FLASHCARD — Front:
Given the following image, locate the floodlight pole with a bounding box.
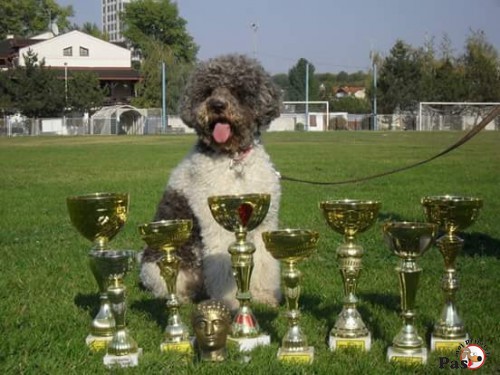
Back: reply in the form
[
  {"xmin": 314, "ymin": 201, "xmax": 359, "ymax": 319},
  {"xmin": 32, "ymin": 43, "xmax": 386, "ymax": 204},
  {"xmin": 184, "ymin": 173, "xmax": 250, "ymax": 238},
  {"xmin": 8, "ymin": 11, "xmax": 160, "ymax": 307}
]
[
  {"xmin": 64, "ymin": 62, "xmax": 68, "ymax": 131},
  {"xmin": 305, "ymin": 62, "xmax": 309, "ymax": 131},
  {"xmin": 251, "ymin": 22, "xmax": 259, "ymax": 58},
  {"xmin": 161, "ymin": 61, "xmax": 167, "ymax": 132},
  {"xmin": 372, "ymin": 58, "xmax": 377, "ymax": 131}
]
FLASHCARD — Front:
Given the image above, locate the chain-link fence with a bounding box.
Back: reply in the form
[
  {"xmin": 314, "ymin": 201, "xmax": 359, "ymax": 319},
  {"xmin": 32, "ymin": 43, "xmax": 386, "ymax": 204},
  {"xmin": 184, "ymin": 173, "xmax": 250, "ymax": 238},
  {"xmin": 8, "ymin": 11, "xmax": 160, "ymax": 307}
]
[{"xmin": 2, "ymin": 111, "xmax": 499, "ymax": 137}]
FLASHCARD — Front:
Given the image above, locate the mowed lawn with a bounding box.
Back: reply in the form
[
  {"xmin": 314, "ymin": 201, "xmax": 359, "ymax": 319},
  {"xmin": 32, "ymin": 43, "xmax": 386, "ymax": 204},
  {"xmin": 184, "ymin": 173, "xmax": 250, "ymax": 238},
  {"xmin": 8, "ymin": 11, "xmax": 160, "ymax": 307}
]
[{"xmin": 0, "ymin": 131, "xmax": 499, "ymax": 374}]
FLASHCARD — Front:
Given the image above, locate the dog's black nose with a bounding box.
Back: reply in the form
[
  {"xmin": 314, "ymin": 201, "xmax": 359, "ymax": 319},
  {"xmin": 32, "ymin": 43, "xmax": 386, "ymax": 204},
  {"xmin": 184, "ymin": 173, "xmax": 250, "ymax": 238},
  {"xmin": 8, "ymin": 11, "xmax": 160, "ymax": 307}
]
[{"xmin": 207, "ymin": 98, "xmax": 227, "ymax": 113}]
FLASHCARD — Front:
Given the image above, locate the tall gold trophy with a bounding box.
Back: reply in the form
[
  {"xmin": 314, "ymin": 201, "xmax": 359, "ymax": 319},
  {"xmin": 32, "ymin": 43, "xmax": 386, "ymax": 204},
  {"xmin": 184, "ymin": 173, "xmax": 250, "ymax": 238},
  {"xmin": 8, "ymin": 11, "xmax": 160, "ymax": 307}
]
[
  {"xmin": 90, "ymin": 250, "xmax": 142, "ymax": 368},
  {"xmin": 207, "ymin": 193, "xmax": 271, "ymax": 351},
  {"xmin": 262, "ymin": 229, "xmax": 319, "ymax": 364},
  {"xmin": 319, "ymin": 199, "xmax": 381, "ymax": 351},
  {"xmin": 383, "ymin": 221, "xmax": 438, "ymax": 364},
  {"xmin": 421, "ymin": 195, "xmax": 482, "ymax": 351},
  {"xmin": 138, "ymin": 219, "xmax": 193, "ymax": 353},
  {"xmin": 66, "ymin": 192, "xmax": 129, "ymax": 350}
]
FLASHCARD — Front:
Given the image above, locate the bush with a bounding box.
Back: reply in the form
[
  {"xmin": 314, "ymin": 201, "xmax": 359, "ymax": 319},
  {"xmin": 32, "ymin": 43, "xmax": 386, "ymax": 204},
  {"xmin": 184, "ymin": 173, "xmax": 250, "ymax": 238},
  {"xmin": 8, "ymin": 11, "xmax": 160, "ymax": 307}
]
[{"xmin": 295, "ymin": 122, "xmax": 305, "ymax": 131}]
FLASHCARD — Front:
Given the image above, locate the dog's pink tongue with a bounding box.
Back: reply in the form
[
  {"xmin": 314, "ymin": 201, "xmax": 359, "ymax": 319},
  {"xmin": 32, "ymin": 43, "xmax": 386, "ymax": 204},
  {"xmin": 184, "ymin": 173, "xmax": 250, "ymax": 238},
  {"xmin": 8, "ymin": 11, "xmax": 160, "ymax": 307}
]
[{"xmin": 213, "ymin": 123, "xmax": 231, "ymax": 143}]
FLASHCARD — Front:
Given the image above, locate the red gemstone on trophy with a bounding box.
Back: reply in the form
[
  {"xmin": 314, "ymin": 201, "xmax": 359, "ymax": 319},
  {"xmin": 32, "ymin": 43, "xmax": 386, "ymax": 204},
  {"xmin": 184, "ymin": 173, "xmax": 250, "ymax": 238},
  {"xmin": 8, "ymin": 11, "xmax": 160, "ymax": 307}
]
[
  {"xmin": 235, "ymin": 313, "xmax": 257, "ymax": 328},
  {"xmin": 238, "ymin": 203, "xmax": 253, "ymax": 227}
]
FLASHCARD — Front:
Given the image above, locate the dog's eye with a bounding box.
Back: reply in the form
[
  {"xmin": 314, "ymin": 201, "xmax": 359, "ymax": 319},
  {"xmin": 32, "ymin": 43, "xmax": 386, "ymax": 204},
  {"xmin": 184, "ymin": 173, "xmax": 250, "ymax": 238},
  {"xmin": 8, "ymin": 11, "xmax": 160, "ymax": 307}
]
[
  {"xmin": 203, "ymin": 89, "xmax": 213, "ymax": 98},
  {"xmin": 234, "ymin": 90, "xmax": 251, "ymax": 102}
]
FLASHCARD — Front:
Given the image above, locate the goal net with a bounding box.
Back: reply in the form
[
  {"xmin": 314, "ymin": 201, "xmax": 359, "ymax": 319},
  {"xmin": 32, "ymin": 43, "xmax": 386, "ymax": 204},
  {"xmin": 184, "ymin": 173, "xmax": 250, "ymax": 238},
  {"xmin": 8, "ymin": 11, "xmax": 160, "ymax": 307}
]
[
  {"xmin": 280, "ymin": 101, "xmax": 329, "ymax": 131},
  {"xmin": 418, "ymin": 102, "xmax": 500, "ymax": 131}
]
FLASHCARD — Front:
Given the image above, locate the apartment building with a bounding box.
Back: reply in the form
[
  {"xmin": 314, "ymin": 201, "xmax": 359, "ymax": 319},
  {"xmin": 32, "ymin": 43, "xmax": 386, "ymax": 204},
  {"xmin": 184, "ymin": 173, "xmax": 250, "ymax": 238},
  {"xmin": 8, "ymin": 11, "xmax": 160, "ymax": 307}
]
[{"xmin": 101, "ymin": 0, "xmax": 131, "ymax": 42}]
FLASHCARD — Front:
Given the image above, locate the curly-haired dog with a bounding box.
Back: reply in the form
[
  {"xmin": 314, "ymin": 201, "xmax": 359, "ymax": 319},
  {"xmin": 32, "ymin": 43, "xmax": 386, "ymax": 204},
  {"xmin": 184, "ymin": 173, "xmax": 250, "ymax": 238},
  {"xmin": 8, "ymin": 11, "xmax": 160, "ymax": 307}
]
[{"xmin": 140, "ymin": 54, "xmax": 282, "ymax": 309}]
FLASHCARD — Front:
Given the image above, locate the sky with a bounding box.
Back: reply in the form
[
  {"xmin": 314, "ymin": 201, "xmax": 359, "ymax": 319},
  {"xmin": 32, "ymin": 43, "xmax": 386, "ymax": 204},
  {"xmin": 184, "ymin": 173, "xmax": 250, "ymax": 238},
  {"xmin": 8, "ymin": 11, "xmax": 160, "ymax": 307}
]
[{"xmin": 57, "ymin": 0, "xmax": 500, "ymax": 75}]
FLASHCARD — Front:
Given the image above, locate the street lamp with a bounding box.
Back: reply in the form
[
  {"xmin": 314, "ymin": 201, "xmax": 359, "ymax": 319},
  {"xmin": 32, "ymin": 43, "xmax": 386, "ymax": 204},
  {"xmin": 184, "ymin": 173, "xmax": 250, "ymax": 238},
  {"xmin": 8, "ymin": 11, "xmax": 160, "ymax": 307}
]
[{"xmin": 64, "ymin": 62, "xmax": 68, "ymax": 105}]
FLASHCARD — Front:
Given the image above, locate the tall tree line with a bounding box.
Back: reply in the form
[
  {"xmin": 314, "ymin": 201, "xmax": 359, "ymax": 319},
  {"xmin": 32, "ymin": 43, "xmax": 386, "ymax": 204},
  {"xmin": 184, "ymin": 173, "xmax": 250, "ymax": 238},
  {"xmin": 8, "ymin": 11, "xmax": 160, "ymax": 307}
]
[
  {"xmin": 375, "ymin": 30, "xmax": 500, "ymax": 114},
  {"xmin": 272, "ymin": 30, "xmax": 499, "ymax": 116}
]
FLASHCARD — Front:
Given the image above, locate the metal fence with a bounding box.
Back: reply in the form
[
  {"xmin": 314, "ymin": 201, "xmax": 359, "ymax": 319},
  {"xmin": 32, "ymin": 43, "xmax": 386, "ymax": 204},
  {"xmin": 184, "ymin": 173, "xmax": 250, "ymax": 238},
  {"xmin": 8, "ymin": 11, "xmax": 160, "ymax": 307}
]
[{"xmin": 1, "ymin": 112, "xmax": 499, "ymax": 137}]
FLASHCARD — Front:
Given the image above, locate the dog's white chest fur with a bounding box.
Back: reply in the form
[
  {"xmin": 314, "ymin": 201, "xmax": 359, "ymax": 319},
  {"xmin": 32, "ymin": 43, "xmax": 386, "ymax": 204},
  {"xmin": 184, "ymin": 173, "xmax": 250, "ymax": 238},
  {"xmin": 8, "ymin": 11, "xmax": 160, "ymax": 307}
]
[{"xmin": 168, "ymin": 144, "xmax": 282, "ymax": 306}]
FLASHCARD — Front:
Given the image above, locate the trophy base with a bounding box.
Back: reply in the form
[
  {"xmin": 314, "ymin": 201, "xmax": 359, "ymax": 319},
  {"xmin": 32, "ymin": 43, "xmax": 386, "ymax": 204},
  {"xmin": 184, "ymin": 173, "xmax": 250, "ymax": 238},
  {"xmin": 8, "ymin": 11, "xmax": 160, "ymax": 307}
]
[
  {"xmin": 160, "ymin": 338, "xmax": 194, "ymax": 354},
  {"xmin": 228, "ymin": 333, "xmax": 271, "ymax": 352},
  {"xmin": 431, "ymin": 333, "xmax": 469, "ymax": 352},
  {"xmin": 277, "ymin": 347, "xmax": 314, "ymax": 364},
  {"xmin": 86, "ymin": 334, "xmax": 113, "ymax": 352},
  {"xmin": 103, "ymin": 348, "xmax": 142, "ymax": 368},
  {"xmin": 387, "ymin": 346, "xmax": 427, "ymax": 365},
  {"xmin": 329, "ymin": 333, "xmax": 371, "ymax": 351}
]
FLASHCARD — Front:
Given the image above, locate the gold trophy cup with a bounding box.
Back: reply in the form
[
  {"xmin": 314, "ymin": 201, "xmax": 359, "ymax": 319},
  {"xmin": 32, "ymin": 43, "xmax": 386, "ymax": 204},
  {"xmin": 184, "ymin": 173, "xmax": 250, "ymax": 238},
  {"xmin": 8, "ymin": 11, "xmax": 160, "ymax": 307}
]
[
  {"xmin": 421, "ymin": 195, "xmax": 483, "ymax": 351},
  {"xmin": 262, "ymin": 229, "xmax": 319, "ymax": 364},
  {"xmin": 207, "ymin": 193, "xmax": 271, "ymax": 351},
  {"xmin": 319, "ymin": 199, "xmax": 381, "ymax": 351},
  {"xmin": 383, "ymin": 221, "xmax": 438, "ymax": 364},
  {"xmin": 138, "ymin": 219, "xmax": 193, "ymax": 353},
  {"xmin": 66, "ymin": 192, "xmax": 129, "ymax": 350},
  {"xmin": 90, "ymin": 250, "xmax": 142, "ymax": 368}
]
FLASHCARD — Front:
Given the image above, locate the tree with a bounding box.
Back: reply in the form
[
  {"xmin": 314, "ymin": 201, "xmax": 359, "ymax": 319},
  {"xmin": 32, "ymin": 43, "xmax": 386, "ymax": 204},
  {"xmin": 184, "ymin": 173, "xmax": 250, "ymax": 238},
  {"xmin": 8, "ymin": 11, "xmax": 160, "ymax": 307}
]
[
  {"xmin": 122, "ymin": 0, "xmax": 198, "ymax": 64},
  {"xmin": 348, "ymin": 71, "xmax": 369, "ymax": 86},
  {"xmin": 432, "ymin": 58, "xmax": 466, "ymax": 102},
  {"xmin": 0, "ymin": 0, "xmax": 73, "ymax": 39},
  {"xmin": 122, "ymin": 0, "xmax": 198, "ymax": 111},
  {"xmin": 287, "ymin": 58, "xmax": 319, "ymax": 101},
  {"xmin": 377, "ymin": 40, "xmax": 423, "ymax": 113},
  {"xmin": 12, "ymin": 50, "xmax": 65, "ymax": 118},
  {"xmin": 415, "ymin": 36, "xmax": 438, "ymax": 102},
  {"xmin": 67, "ymin": 71, "xmax": 106, "ymax": 113},
  {"xmin": 331, "ymin": 96, "xmax": 371, "ymax": 114},
  {"xmin": 336, "ymin": 71, "xmax": 349, "ymax": 84},
  {"xmin": 0, "ymin": 69, "xmax": 16, "ymax": 114},
  {"xmin": 461, "ymin": 30, "xmax": 500, "ymax": 102},
  {"xmin": 271, "ymin": 74, "xmax": 289, "ymax": 100},
  {"xmin": 132, "ymin": 39, "xmax": 192, "ymax": 112}
]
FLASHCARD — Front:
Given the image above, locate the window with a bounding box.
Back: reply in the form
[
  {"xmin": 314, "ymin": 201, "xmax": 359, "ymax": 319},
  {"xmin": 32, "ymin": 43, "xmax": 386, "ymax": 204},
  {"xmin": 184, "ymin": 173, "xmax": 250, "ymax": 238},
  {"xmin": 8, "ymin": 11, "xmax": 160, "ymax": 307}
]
[
  {"xmin": 309, "ymin": 115, "xmax": 317, "ymax": 127},
  {"xmin": 63, "ymin": 47, "xmax": 72, "ymax": 56},
  {"xmin": 79, "ymin": 47, "xmax": 89, "ymax": 57}
]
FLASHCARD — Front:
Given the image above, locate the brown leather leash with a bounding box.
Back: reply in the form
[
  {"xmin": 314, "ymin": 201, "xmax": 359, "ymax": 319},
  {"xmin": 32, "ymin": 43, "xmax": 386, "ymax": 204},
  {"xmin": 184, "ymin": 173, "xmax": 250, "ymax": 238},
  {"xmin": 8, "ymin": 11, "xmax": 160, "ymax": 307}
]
[{"xmin": 280, "ymin": 105, "xmax": 500, "ymax": 186}]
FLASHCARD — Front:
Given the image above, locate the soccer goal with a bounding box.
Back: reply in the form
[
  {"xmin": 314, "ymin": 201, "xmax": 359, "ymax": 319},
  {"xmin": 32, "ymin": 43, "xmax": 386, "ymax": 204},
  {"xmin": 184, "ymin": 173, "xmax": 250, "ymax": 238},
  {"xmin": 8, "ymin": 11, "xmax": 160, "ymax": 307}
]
[
  {"xmin": 418, "ymin": 102, "xmax": 500, "ymax": 131},
  {"xmin": 281, "ymin": 101, "xmax": 329, "ymax": 131}
]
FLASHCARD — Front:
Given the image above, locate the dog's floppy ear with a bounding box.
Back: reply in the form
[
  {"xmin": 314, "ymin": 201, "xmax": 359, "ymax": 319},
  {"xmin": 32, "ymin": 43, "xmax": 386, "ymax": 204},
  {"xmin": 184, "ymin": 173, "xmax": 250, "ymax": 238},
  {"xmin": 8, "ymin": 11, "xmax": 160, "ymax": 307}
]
[
  {"xmin": 256, "ymin": 77, "xmax": 282, "ymax": 129},
  {"xmin": 179, "ymin": 85, "xmax": 196, "ymax": 129}
]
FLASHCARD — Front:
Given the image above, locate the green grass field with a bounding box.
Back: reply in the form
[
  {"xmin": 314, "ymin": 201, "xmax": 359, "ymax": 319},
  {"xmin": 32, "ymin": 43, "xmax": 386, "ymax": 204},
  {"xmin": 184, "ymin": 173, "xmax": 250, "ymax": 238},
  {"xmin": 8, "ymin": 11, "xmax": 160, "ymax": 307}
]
[{"xmin": 1, "ymin": 131, "xmax": 499, "ymax": 374}]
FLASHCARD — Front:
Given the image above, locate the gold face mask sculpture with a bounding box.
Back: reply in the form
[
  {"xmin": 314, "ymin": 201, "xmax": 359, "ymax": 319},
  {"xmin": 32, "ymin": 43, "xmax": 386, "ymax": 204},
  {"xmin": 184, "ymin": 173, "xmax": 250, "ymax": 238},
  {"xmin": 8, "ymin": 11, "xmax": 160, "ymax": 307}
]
[{"xmin": 192, "ymin": 300, "xmax": 232, "ymax": 362}]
